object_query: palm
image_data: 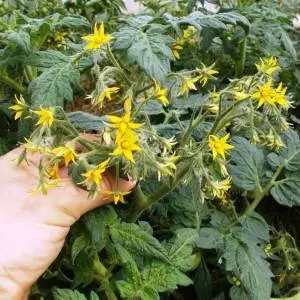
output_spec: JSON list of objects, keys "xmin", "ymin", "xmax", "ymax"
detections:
[{"xmin": 0, "ymin": 148, "xmax": 135, "ymax": 291}]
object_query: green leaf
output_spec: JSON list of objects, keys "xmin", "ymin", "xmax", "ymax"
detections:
[
  {"xmin": 29, "ymin": 62, "xmax": 80, "ymax": 107},
  {"xmin": 110, "ymin": 222, "xmax": 170, "ymax": 263},
  {"xmin": 57, "ymin": 16, "xmax": 90, "ymax": 29},
  {"xmin": 221, "ymin": 231, "xmax": 272, "ymax": 300},
  {"xmin": 240, "ymin": 212, "xmax": 269, "ymax": 242},
  {"xmin": 198, "ymin": 227, "xmax": 223, "ymax": 249},
  {"xmin": 67, "ymin": 111, "xmax": 106, "ymax": 131},
  {"xmin": 116, "ymin": 244, "xmax": 141, "ymax": 285},
  {"xmin": 270, "ymin": 171, "xmax": 300, "ymax": 207},
  {"xmin": 73, "ymin": 252, "xmax": 95, "ymax": 287},
  {"xmin": 83, "ymin": 206, "xmax": 118, "ymax": 251},
  {"xmin": 114, "ymin": 25, "xmax": 173, "ymax": 80},
  {"xmin": 268, "ymin": 131, "xmax": 300, "ymax": 207},
  {"xmin": 166, "ymin": 228, "xmax": 199, "ymax": 271},
  {"xmin": 26, "ymin": 50, "xmax": 70, "ymax": 68},
  {"xmin": 228, "ymin": 137, "xmax": 265, "ymax": 191},
  {"xmin": 116, "ymin": 244, "xmax": 159, "ymax": 300},
  {"xmin": 230, "ymin": 286, "xmax": 250, "ymax": 300},
  {"xmin": 90, "ymin": 291, "xmax": 99, "ymax": 300},
  {"xmin": 141, "ymin": 261, "xmax": 193, "ymax": 293},
  {"xmin": 52, "ymin": 288, "xmax": 87, "ymax": 300},
  {"xmin": 173, "ymin": 93, "xmax": 207, "ymax": 110},
  {"xmin": 280, "ymin": 28, "xmax": 297, "ymax": 60},
  {"xmin": 71, "ymin": 233, "xmax": 91, "ymax": 263},
  {"xmin": 164, "ymin": 11, "xmax": 250, "ymax": 34},
  {"xmin": 7, "ymin": 31, "xmax": 31, "ymax": 53},
  {"xmin": 268, "ymin": 131, "xmax": 300, "ymax": 172}
]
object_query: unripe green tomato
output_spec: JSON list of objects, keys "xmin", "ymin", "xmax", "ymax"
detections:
[
  {"xmin": 42, "ymin": 7, "xmax": 48, "ymax": 13},
  {"xmin": 189, "ymin": 252, "xmax": 201, "ymax": 272}
]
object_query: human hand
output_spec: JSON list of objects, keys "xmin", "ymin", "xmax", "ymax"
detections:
[{"xmin": 0, "ymin": 147, "xmax": 135, "ymax": 299}]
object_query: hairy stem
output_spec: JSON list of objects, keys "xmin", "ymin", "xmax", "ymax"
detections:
[
  {"xmin": 93, "ymin": 256, "xmax": 117, "ymax": 300},
  {"xmin": 245, "ymin": 163, "xmax": 285, "ymax": 215},
  {"xmin": 235, "ymin": 38, "xmax": 247, "ymax": 78},
  {"xmin": 0, "ymin": 73, "xmax": 24, "ymax": 93},
  {"xmin": 128, "ymin": 163, "xmax": 191, "ymax": 222}
]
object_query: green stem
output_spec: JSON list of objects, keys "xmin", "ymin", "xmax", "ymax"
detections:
[
  {"xmin": 181, "ymin": 110, "xmax": 209, "ymax": 146},
  {"xmin": 128, "ymin": 162, "xmax": 192, "ymax": 222},
  {"xmin": 0, "ymin": 73, "xmax": 24, "ymax": 93},
  {"xmin": 235, "ymin": 38, "xmax": 247, "ymax": 78},
  {"xmin": 24, "ymin": 65, "xmax": 36, "ymax": 81},
  {"xmin": 245, "ymin": 163, "xmax": 285, "ymax": 215},
  {"xmin": 127, "ymin": 185, "xmax": 150, "ymax": 222},
  {"xmin": 93, "ymin": 256, "xmax": 117, "ymax": 300},
  {"xmin": 107, "ymin": 45, "xmax": 131, "ymax": 85}
]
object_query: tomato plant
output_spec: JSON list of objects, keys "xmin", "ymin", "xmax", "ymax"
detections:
[{"xmin": 1, "ymin": 0, "xmax": 300, "ymax": 299}]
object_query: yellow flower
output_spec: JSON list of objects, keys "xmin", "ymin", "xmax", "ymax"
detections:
[
  {"xmin": 209, "ymin": 134, "xmax": 234, "ymax": 160},
  {"xmin": 97, "ymin": 87, "xmax": 120, "ymax": 104},
  {"xmin": 153, "ymin": 80, "xmax": 169, "ymax": 106},
  {"xmin": 32, "ymin": 180, "xmax": 57, "ymax": 195},
  {"xmin": 172, "ymin": 44, "xmax": 183, "ymax": 59},
  {"xmin": 104, "ymin": 190, "xmax": 131, "ymax": 204},
  {"xmin": 9, "ymin": 95, "xmax": 28, "ymax": 120},
  {"xmin": 273, "ymin": 82, "xmax": 289, "ymax": 108},
  {"xmin": 252, "ymin": 81, "xmax": 289, "ymax": 109},
  {"xmin": 111, "ymin": 130, "xmax": 141, "ymax": 162},
  {"xmin": 82, "ymin": 159, "xmax": 110, "ymax": 186},
  {"xmin": 198, "ymin": 67, "xmax": 219, "ymax": 87},
  {"xmin": 211, "ymin": 177, "xmax": 232, "ymax": 199},
  {"xmin": 33, "ymin": 107, "xmax": 55, "ymax": 127},
  {"xmin": 252, "ymin": 81, "xmax": 277, "ymax": 108},
  {"xmin": 82, "ymin": 22, "xmax": 112, "ymax": 50},
  {"xmin": 179, "ymin": 76, "xmax": 199, "ymax": 96},
  {"xmin": 255, "ymin": 57, "xmax": 280, "ymax": 76},
  {"xmin": 52, "ymin": 146, "xmax": 77, "ymax": 166},
  {"xmin": 107, "ymin": 113, "xmax": 143, "ymax": 132},
  {"xmin": 47, "ymin": 163, "xmax": 60, "ymax": 180}
]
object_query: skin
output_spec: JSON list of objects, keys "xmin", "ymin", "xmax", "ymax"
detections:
[{"xmin": 0, "ymin": 147, "xmax": 136, "ymax": 299}]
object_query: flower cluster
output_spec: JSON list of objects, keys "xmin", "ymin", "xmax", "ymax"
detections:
[
  {"xmin": 107, "ymin": 107, "xmax": 143, "ymax": 163},
  {"xmin": 172, "ymin": 26, "xmax": 198, "ymax": 59}
]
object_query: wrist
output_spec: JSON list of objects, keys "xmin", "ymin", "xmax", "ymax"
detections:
[{"xmin": 0, "ymin": 277, "xmax": 30, "ymax": 300}]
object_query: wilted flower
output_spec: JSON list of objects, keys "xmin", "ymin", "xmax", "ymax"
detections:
[
  {"xmin": 179, "ymin": 76, "xmax": 199, "ymax": 96},
  {"xmin": 9, "ymin": 95, "xmax": 29, "ymax": 120},
  {"xmin": 97, "ymin": 87, "xmax": 120, "ymax": 104}
]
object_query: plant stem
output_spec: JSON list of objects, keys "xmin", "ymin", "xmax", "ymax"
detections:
[
  {"xmin": 128, "ymin": 163, "xmax": 192, "ymax": 222},
  {"xmin": 24, "ymin": 65, "xmax": 36, "ymax": 81},
  {"xmin": 245, "ymin": 163, "xmax": 285, "ymax": 215},
  {"xmin": 93, "ymin": 256, "xmax": 117, "ymax": 300},
  {"xmin": 107, "ymin": 45, "xmax": 131, "ymax": 85},
  {"xmin": 0, "ymin": 73, "xmax": 24, "ymax": 93},
  {"xmin": 235, "ymin": 38, "xmax": 247, "ymax": 78}
]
